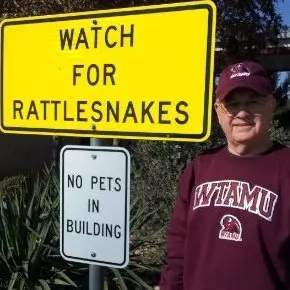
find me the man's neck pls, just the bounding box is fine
[227,139,273,157]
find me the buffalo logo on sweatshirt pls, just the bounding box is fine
[219,214,242,242]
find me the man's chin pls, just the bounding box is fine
[232,133,257,144]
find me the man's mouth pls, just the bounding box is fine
[234,123,254,127]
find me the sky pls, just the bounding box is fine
[275,0,290,27]
[274,1,290,82]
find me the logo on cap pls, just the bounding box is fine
[230,63,251,79]
[219,214,242,242]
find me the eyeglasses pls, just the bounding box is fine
[218,99,267,116]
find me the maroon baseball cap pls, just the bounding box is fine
[215,61,273,102]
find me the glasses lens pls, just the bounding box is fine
[221,100,264,115]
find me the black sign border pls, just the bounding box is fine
[1,3,215,141]
[60,146,130,267]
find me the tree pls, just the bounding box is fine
[274,75,290,131]
[215,0,285,69]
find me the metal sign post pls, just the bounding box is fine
[90,137,104,290]
[89,264,103,290]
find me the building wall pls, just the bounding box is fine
[0,134,81,177]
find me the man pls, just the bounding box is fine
[159,61,290,290]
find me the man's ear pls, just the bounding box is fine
[272,97,277,111]
[214,101,221,122]
[214,101,219,111]
[269,95,277,112]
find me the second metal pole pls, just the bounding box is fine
[89,265,103,290]
[89,137,105,290]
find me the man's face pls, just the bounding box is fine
[215,88,276,146]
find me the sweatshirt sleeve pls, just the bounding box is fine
[159,161,195,290]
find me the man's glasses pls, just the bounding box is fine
[218,99,267,116]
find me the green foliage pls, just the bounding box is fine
[273,73,290,107]
[102,194,163,290]
[270,119,290,145]
[0,168,81,289]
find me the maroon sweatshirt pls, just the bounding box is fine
[160,143,290,290]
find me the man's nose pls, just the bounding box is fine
[234,107,252,117]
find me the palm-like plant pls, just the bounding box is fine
[0,168,80,289]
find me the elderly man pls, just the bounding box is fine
[160,61,290,290]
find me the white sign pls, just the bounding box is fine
[60,145,130,267]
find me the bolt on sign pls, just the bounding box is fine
[0,1,216,142]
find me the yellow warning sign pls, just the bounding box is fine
[0,1,216,142]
